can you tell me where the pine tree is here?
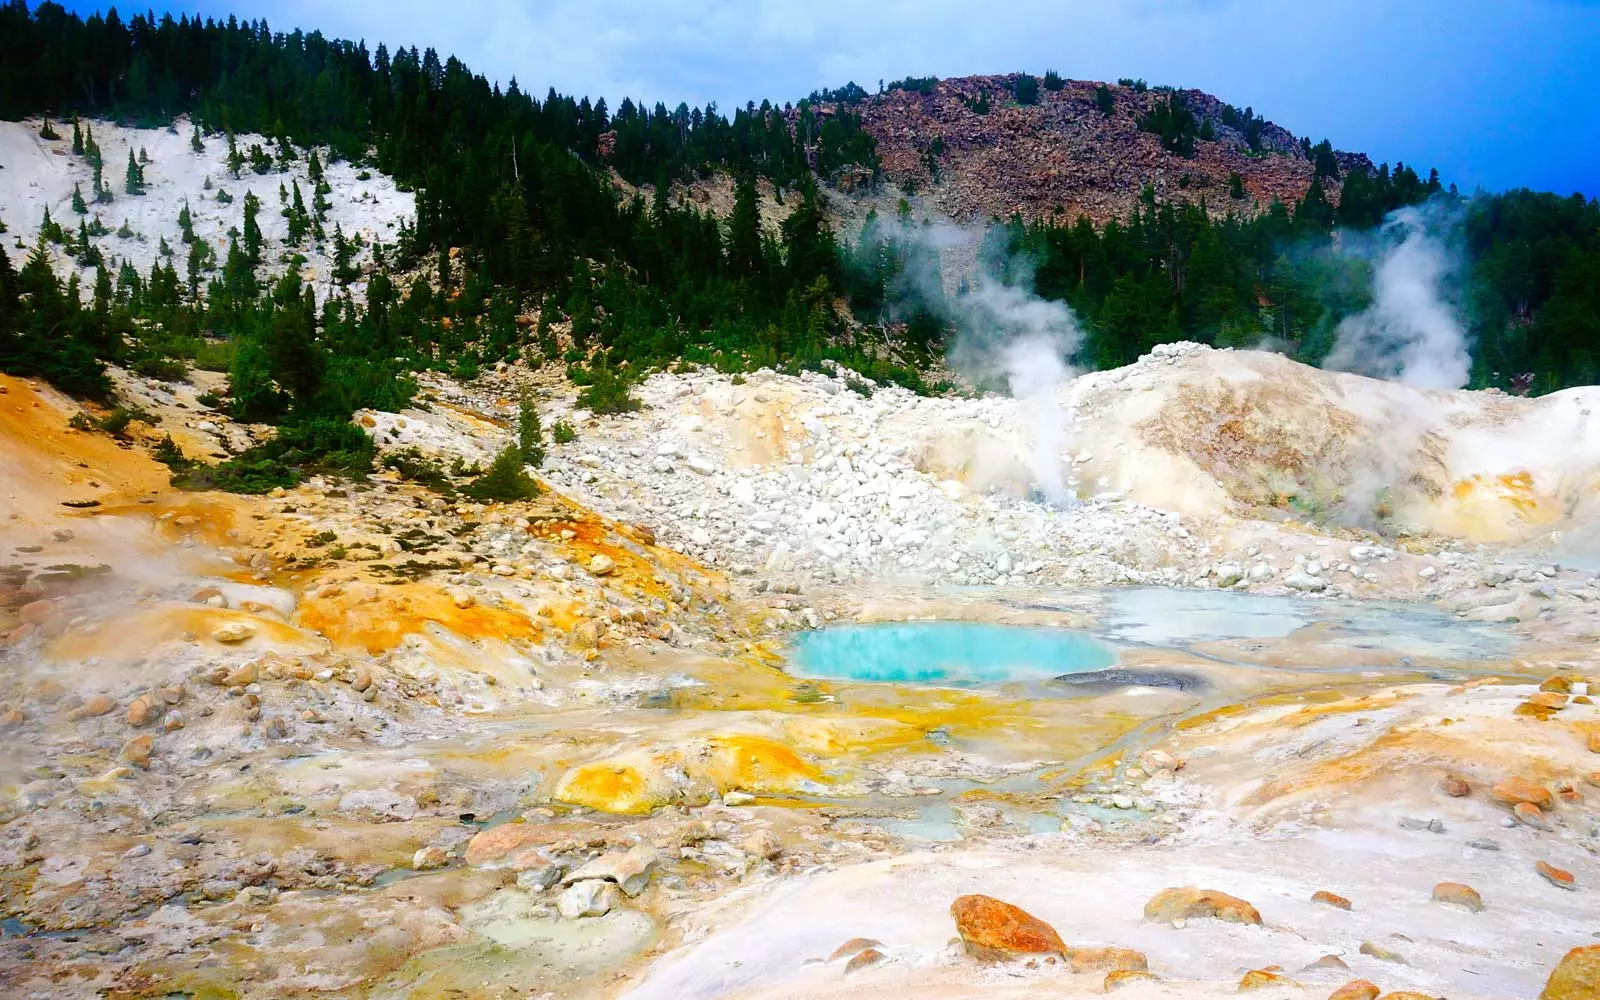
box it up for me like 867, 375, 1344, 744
71, 120, 83, 155
177, 201, 195, 243
517, 390, 545, 467
125, 148, 144, 194
71, 183, 87, 214
39, 118, 59, 140
138, 146, 151, 165
190, 122, 204, 153
242, 191, 263, 266
226, 129, 242, 177
332, 223, 358, 284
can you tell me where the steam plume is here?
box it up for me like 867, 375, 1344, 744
1326, 202, 1470, 390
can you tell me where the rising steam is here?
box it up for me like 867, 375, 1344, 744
1325, 202, 1470, 390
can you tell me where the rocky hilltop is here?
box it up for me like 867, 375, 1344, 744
828, 75, 1371, 224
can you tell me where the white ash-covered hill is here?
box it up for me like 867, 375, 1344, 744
0, 117, 414, 303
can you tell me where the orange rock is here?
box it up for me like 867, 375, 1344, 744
126, 694, 161, 727
1144, 886, 1261, 925
1439, 773, 1471, 797
463, 821, 543, 867
68, 694, 115, 720
120, 733, 154, 769
1540, 944, 1600, 1000
1515, 801, 1553, 829
1071, 947, 1147, 973
1539, 675, 1573, 693
1329, 981, 1381, 1000
827, 938, 882, 962
1106, 970, 1162, 991
1586, 771, 1600, 788
1312, 890, 1353, 910
949, 894, 1067, 961
1587, 732, 1600, 754
1573, 695, 1593, 705
1528, 691, 1568, 710
1491, 777, 1554, 809
1431, 881, 1483, 912
1240, 969, 1295, 990
1537, 861, 1576, 890
844, 948, 884, 974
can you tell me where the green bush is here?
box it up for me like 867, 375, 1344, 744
176, 418, 374, 494
193, 340, 234, 372
132, 355, 188, 382
381, 447, 455, 494
150, 434, 193, 471
551, 419, 575, 444
463, 445, 538, 502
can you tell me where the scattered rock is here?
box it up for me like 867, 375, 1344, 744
844, 948, 885, 974
827, 937, 883, 963
125, 694, 161, 727
1312, 890, 1352, 910
1431, 881, 1483, 912
1144, 886, 1261, 925
1359, 941, 1407, 964
1536, 861, 1575, 890
949, 894, 1067, 960
1398, 815, 1445, 833
1439, 773, 1471, 797
1540, 944, 1600, 1000
412, 846, 448, 870
119, 733, 154, 769
1490, 777, 1554, 810
68, 694, 115, 720
1302, 955, 1350, 972
562, 844, 658, 897
211, 622, 256, 644
1072, 947, 1147, 973
1514, 801, 1553, 830
741, 828, 783, 861
589, 554, 617, 576
1329, 981, 1381, 1000
722, 791, 755, 806
1239, 969, 1295, 990
557, 879, 621, 919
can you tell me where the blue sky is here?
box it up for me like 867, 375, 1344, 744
57, 0, 1600, 196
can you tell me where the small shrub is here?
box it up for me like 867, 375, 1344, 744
151, 435, 193, 471
551, 419, 576, 444
463, 445, 538, 503
133, 355, 188, 382
517, 391, 545, 468
195, 391, 223, 409
381, 447, 455, 494
192, 340, 235, 372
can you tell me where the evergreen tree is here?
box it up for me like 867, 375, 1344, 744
242, 191, 263, 266
178, 200, 195, 243
71, 183, 87, 214
71, 120, 83, 155
190, 122, 204, 153
226, 129, 242, 177
332, 223, 358, 284
125, 147, 144, 194
1095, 84, 1115, 116
517, 391, 545, 467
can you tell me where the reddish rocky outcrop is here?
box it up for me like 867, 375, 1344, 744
829, 75, 1371, 226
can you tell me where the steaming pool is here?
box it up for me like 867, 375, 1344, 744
787, 588, 1517, 688
788, 621, 1117, 685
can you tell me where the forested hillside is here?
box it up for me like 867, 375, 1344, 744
2, 1, 1599, 493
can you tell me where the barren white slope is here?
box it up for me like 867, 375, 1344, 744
0, 117, 414, 303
